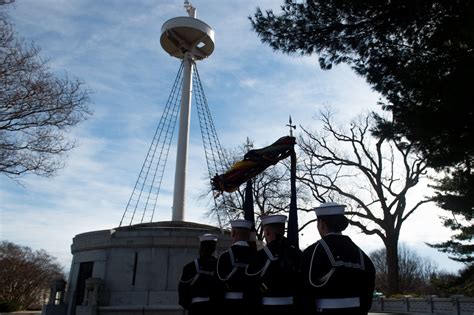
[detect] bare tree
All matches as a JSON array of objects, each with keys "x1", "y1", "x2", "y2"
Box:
[
  {"x1": 298, "y1": 111, "x2": 432, "y2": 295},
  {"x1": 0, "y1": 12, "x2": 91, "y2": 179},
  {"x1": 370, "y1": 244, "x2": 438, "y2": 295},
  {"x1": 0, "y1": 241, "x2": 65, "y2": 311}
]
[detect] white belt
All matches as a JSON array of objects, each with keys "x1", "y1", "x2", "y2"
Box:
[
  {"x1": 315, "y1": 297, "x2": 360, "y2": 309},
  {"x1": 225, "y1": 292, "x2": 243, "y2": 299},
  {"x1": 262, "y1": 296, "x2": 293, "y2": 305},
  {"x1": 191, "y1": 297, "x2": 210, "y2": 304}
]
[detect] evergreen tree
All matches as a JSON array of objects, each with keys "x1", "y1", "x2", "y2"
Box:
[{"x1": 430, "y1": 166, "x2": 474, "y2": 263}]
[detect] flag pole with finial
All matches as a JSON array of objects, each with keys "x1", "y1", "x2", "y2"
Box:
[
  {"x1": 287, "y1": 116, "x2": 299, "y2": 248},
  {"x1": 243, "y1": 138, "x2": 254, "y2": 214}
]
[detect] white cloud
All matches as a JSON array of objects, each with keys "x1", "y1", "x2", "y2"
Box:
[{"x1": 239, "y1": 77, "x2": 259, "y2": 88}]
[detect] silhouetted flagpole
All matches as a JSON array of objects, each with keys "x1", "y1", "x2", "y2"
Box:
[
  {"x1": 287, "y1": 116, "x2": 299, "y2": 249},
  {"x1": 243, "y1": 137, "x2": 256, "y2": 242},
  {"x1": 288, "y1": 147, "x2": 299, "y2": 249},
  {"x1": 243, "y1": 179, "x2": 254, "y2": 223}
]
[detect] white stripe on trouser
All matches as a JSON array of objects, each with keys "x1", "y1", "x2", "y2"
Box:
[
  {"x1": 261, "y1": 296, "x2": 293, "y2": 305},
  {"x1": 315, "y1": 297, "x2": 360, "y2": 309},
  {"x1": 191, "y1": 297, "x2": 210, "y2": 304},
  {"x1": 225, "y1": 292, "x2": 243, "y2": 299}
]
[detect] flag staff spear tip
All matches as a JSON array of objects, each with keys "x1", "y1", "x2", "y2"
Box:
[{"x1": 286, "y1": 116, "x2": 296, "y2": 137}]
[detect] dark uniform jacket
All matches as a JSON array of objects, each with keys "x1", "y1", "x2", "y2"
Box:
[
  {"x1": 178, "y1": 256, "x2": 222, "y2": 315},
  {"x1": 300, "y1": 234, "x2": 375, "y2": 315},
  {"x1": 246, "y1": 235, "x2": 302, "y2": 315},
  {"x1": 216, "y1": 242, "x2": 254, "y2": 315}
]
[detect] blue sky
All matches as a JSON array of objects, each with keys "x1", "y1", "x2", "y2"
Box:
[{"x1": 0, "y1": 0, "x2": 464, "y2": 273}]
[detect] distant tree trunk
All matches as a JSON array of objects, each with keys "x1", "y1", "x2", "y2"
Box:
[
  {"x1": 385, "y1": 232, "x2": 400, "y2": 294},
  {"x1": 370, "y1": 244, "x2": 439, "y2": 295}
]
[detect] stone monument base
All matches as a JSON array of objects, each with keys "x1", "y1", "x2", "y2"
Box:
[{"x1": 56, "y1": 221, "x2": 230, "y2": 315}]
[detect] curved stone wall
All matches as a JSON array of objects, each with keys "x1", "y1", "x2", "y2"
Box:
[{"x1": 65, "y1": 222, "x2": 231, "y2": 315}]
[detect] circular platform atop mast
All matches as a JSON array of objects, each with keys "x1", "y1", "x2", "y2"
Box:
[{"x1": 160, "y1": 16, "x2": 215, "y2": 60}]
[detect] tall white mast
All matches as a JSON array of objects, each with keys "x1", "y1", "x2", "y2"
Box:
[{"x1": 160, "y1": 1, "x2": 215, "y2": 221}]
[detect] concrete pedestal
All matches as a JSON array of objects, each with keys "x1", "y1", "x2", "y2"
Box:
[{"x1": 62, "y1": 221, "x2": 230, "y2": 315}]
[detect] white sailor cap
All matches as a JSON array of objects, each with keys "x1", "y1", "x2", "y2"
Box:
[
  {"x1": 313, "y1": 202, "x2": 346, "y2": 216},
  {"x1": 261, "y1": 214, "x2": 287, "y2": 226},
  {"x1": 230, "y1": 219, "x2": 253, "y2": 230},
  {"x1": 199, "y1": 233, "x2": 218, "y2": 242}
]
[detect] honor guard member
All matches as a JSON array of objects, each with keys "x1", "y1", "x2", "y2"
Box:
[
  {"x1": 246, "y1": 215, "x2": 302, "y2": 315},
  {"x1": 216, "y1": 219, "x2": 254, "y2": 315},
  {"x1": 300, "y1": 203, "x2": 375, "y2": 314},
  {"x1": 178, "y1": 233, "x2": 222, "y2": 315}
]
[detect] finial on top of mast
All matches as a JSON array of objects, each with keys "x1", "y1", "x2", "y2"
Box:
[
  {"x1": 287, "y1": 116, "x2": 296, "y2": 137},
  {"x1": 184, "y1": 0, "x2": 197, "y2": 18}
]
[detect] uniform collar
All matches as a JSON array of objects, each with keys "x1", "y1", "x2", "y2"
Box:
[
  {"x1": 325, "y1": 232, "x2": 342, "y2": 236},
  {"x1": 232, "y1": 241, "x2": 249, "y2": 247}
]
